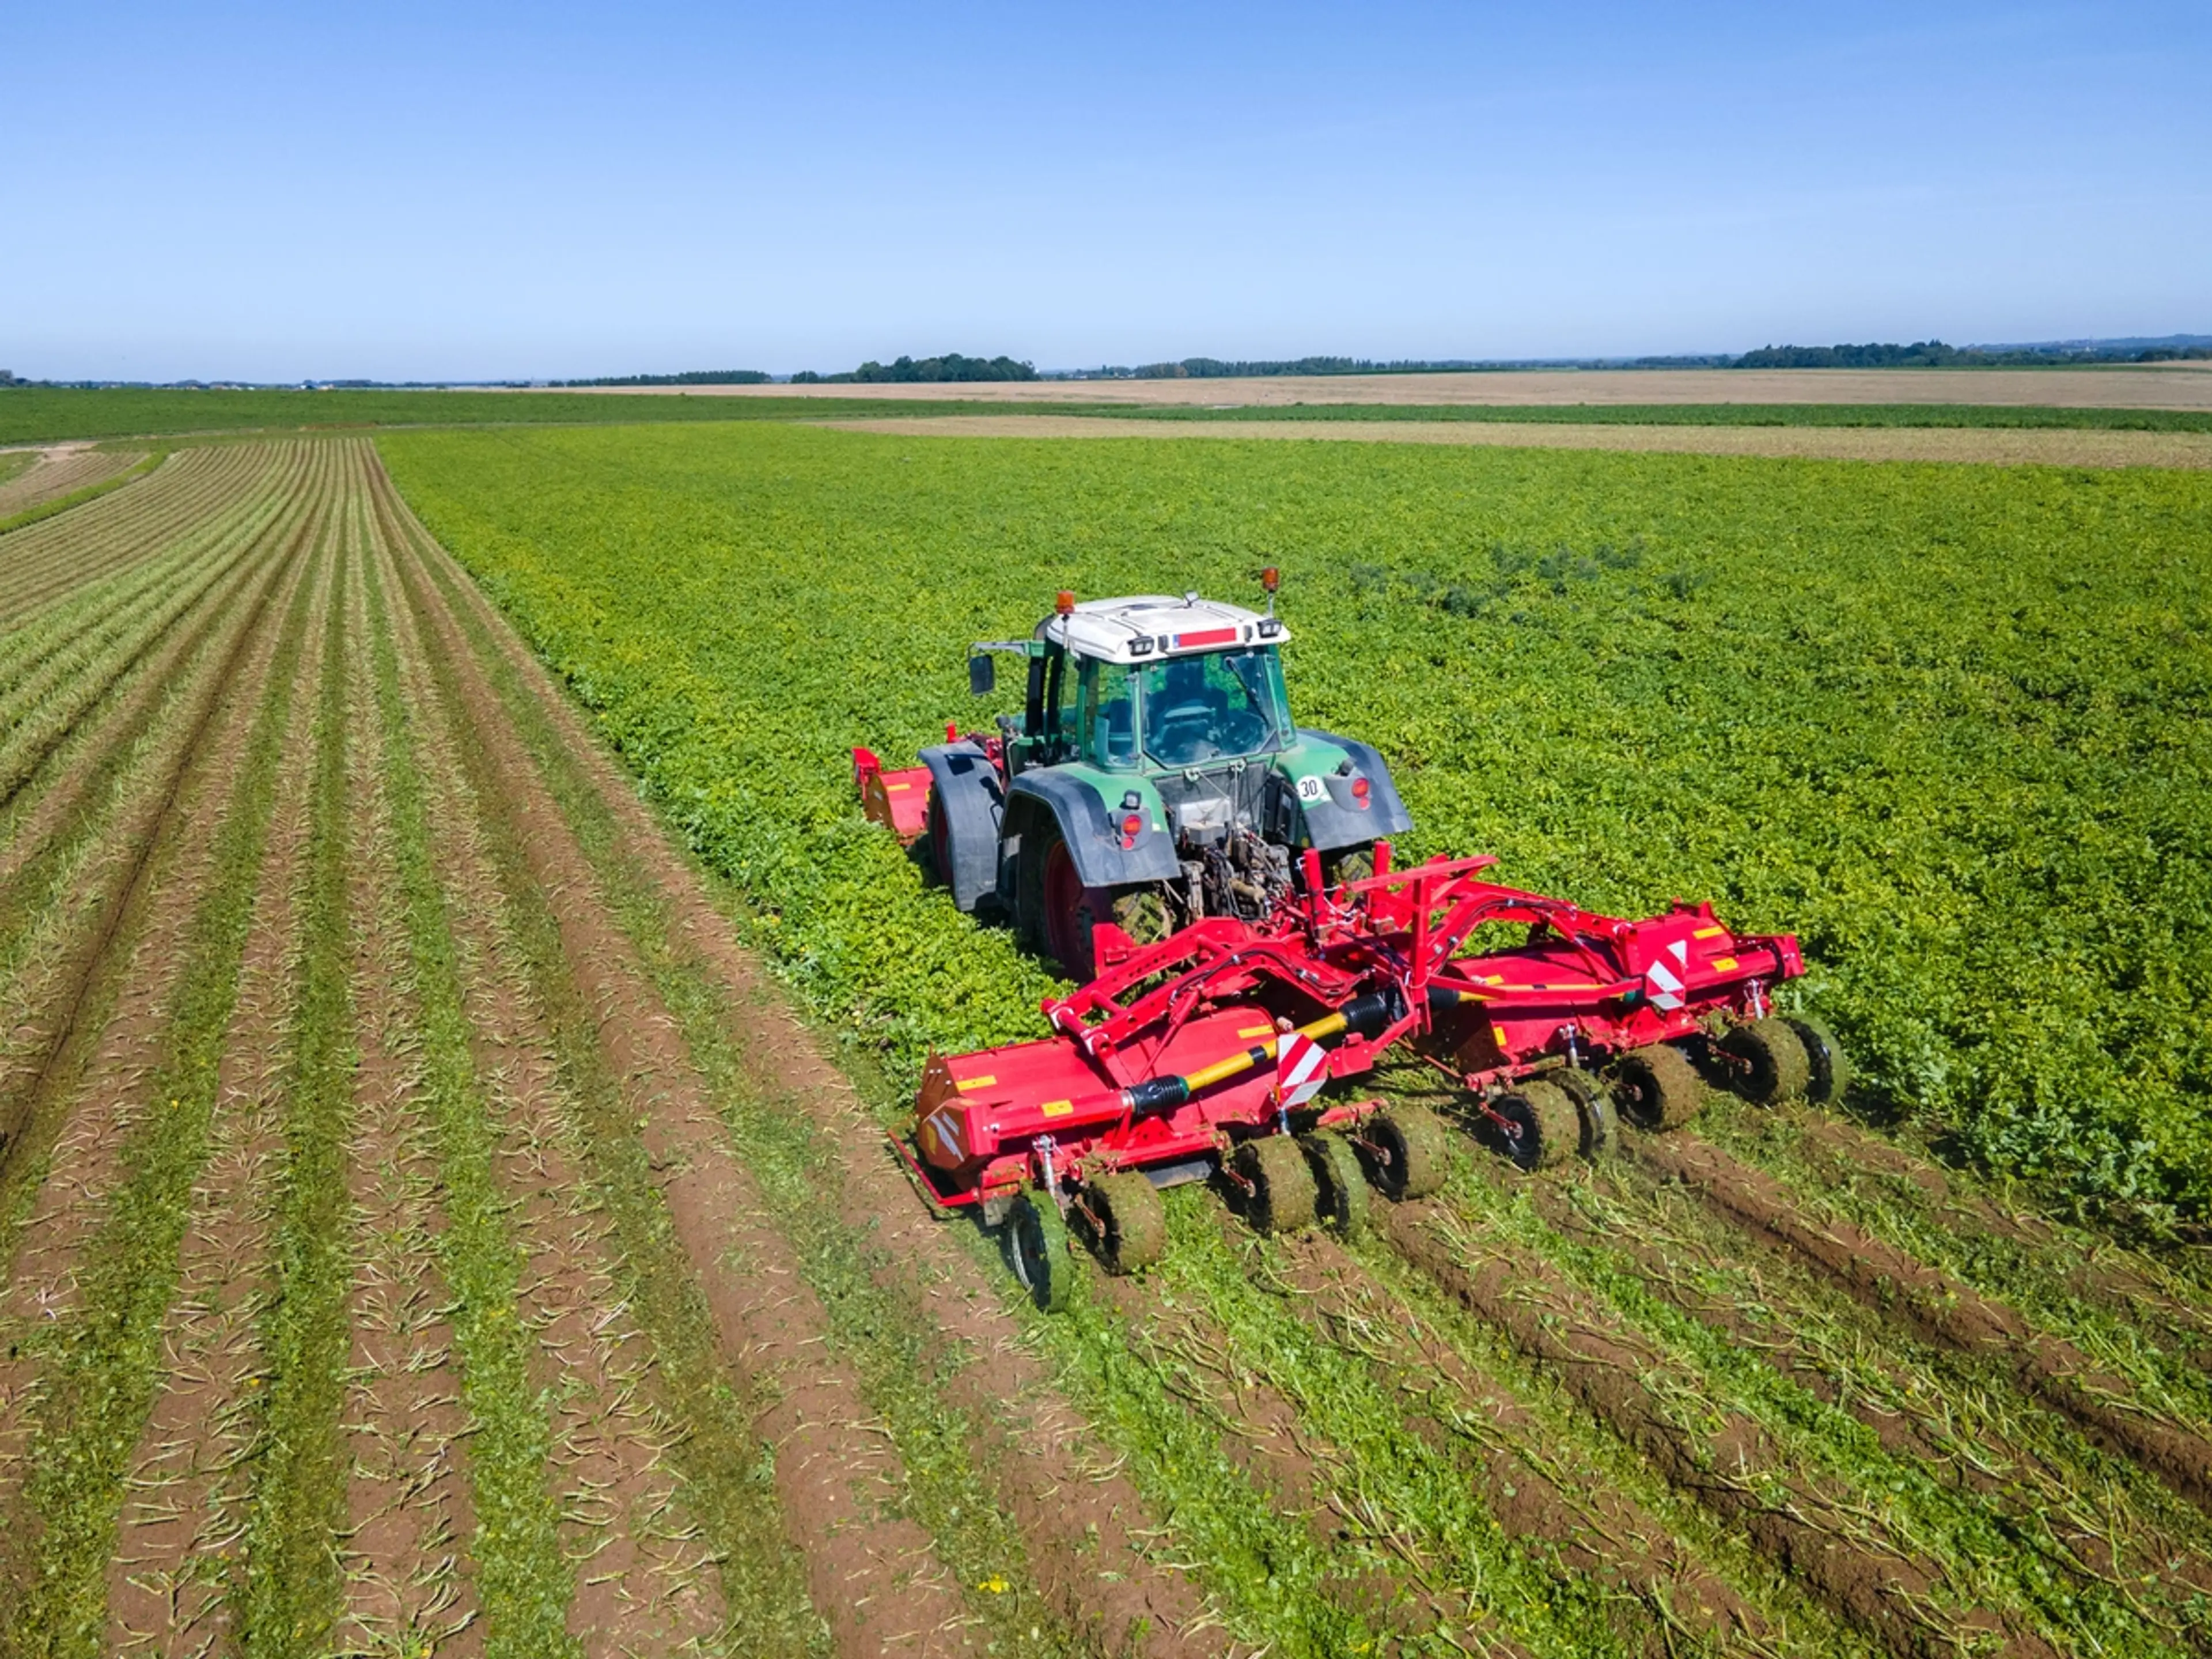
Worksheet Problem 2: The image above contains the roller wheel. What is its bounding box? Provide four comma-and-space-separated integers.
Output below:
1491, 1080, 1581, 1172
1783, 1016, 1851, 1107
1301, 1132, 1369, 1240
1364, 1103, 1448, 1200
1086, 1172, 1166, 1274
1007, 1192, 1074, 1312
1554, 1068, 1619, 1158
1234, 1135, 1319, 1235
1611, 1044, 1706, 1131
1718, 1018, 1812, 1105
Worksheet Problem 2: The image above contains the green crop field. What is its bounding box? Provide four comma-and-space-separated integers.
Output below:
382, 420, 2212, 1226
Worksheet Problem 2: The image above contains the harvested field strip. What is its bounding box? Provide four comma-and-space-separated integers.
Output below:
386, 483, 1232, 1659
396, 513, 1111, 1658
1392, 1125, 2195, 1658
396, 522, 978, 1659
0, 448, 152, 525
235, 520, 357, 1653
0, 444, 272, 616
1696, 1099, 2212, 1429
1541, 1150, 2212, 1647
366, 528, 721, 1656
2, 513, 321, 1652
1616, 1127, 2212, 1521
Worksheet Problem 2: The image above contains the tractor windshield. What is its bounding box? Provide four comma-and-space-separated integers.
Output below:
1137, 647, 1292, 767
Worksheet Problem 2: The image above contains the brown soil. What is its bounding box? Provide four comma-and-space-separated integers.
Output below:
380, 469, 1228, 1657
100, 533, 328, 1654
389, 516, 980, 1657
517, 364, 2212, 411
815, 414, 2212, 469
1626, 1132, 2212, 1522
1377, 1198, 2058, 1659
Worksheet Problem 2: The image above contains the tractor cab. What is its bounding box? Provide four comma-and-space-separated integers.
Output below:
856, 572, 1412, 979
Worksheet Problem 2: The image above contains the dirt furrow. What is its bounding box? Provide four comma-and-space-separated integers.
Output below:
330, 526, 485, 1658
375, 464, 1227, 1658
1627, 1131, 2212, 1520
369, 499, 743, 1655
100, 519, 327, 1656
387, 506, 982, 1658
1377, 1196, 2058, 1659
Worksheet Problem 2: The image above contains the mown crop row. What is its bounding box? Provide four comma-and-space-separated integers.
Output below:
378, 419, 2212, 1226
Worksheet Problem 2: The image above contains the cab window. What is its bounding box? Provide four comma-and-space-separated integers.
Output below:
1139, 647, 1291, 766
1079, 658, 1141, 769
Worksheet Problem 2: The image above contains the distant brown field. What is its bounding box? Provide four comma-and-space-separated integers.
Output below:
0, 444, 147, 518
528, 360, 2212, 411
817, 412, 2212, 468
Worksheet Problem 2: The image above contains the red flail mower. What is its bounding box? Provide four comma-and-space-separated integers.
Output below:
898, 842, 1846, 1308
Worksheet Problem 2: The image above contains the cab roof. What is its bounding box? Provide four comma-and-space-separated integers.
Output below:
1037, 594, 1290, 665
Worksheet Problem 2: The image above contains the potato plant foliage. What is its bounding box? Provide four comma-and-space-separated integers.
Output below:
379, 423, 2212, 1224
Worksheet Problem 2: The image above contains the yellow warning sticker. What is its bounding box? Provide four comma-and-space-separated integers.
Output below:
1712, 956, 1738, 972
1040, 1100, 1073, 1118
956, 1074, 996, 1091
887, 782, 912, 790
1237, 1024, 1275, 1039
1493, 1025, 1510, 1048
1693, 925, 1727, 940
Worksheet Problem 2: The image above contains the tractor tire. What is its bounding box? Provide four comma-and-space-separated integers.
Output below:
1301, 1132, 1369, 1240
1323, 844, 1375, 889
1491, 1080, 1580, 1172
1611, 1044, 1706, 1132
1553, 1068, 1619, 1158
1235, 1135, 1318, 1235
1783, 1016, 1851, 1107
1007, 1192, 1075, 1312
1106, 885, 1173, 948
924, 787, 955, 889
1719, 1018, 1812, 1106
1086, 1172, 1167, 1274
1364, 1103, 1448, 1200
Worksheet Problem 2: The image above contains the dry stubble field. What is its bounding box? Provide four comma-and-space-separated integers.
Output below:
0, 430, 2209, 1659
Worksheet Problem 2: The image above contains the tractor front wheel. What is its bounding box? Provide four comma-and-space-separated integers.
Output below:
1235, 1136, 1318, 1234
1612, 1045, 1705, 1131
1007, 1192, 1074, 1312
1085, 1172, 1166, 1274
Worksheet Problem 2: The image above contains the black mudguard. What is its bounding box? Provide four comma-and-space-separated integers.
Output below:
1296, 729, 1414, 851
1006, 770, 1183, 891
919, 742, 1004, 913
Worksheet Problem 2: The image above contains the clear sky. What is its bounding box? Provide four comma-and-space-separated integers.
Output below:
4, 2, 2206, 382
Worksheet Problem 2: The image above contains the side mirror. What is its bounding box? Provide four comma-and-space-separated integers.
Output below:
968, 653, 995, 696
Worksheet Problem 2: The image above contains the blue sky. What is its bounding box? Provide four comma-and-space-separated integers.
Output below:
3, 2, 2206, 381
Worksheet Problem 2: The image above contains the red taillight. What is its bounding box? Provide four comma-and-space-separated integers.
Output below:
1120, 812, 1143, 848
1351, 776, 1372, 808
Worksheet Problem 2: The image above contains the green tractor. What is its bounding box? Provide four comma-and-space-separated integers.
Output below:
854, 572, 1411, 978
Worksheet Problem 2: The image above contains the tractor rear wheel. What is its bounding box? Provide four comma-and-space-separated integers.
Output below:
1107, 885, 1173, 948
1007, 1192, 1074, 1312
925, 786, 955, 888
1235, 1135, 1318, 1234
1323, 844, 1375, 889
1783, 1017, 1850, 1106
1718, 1018, 1812, 1105
1086, 1172, 1167, 1274
1554, 1068, 1619, 1158
1301, 1132, 1369, 1239
1492, 1080, 1580, 1171
1612, 1044, 1705, 1131
1039, 832, 1092, 977
1364, 1103, 1448, 1200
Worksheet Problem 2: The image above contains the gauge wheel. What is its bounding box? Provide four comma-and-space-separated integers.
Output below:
1783, 1016, 1851, 1107
1491, 1080, 1581, 1171
1363, 1103, 1448, 1200
1718, 1018, 1813, 1105
1611, 1044, 1706, 1131
1552, 1068, 1619, 1158
1301, 1132, 1370, 1240
1007, 1191, 1074, 1312
1086, 1172, 1167, 1274
1235, 1135, 1319, 1235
